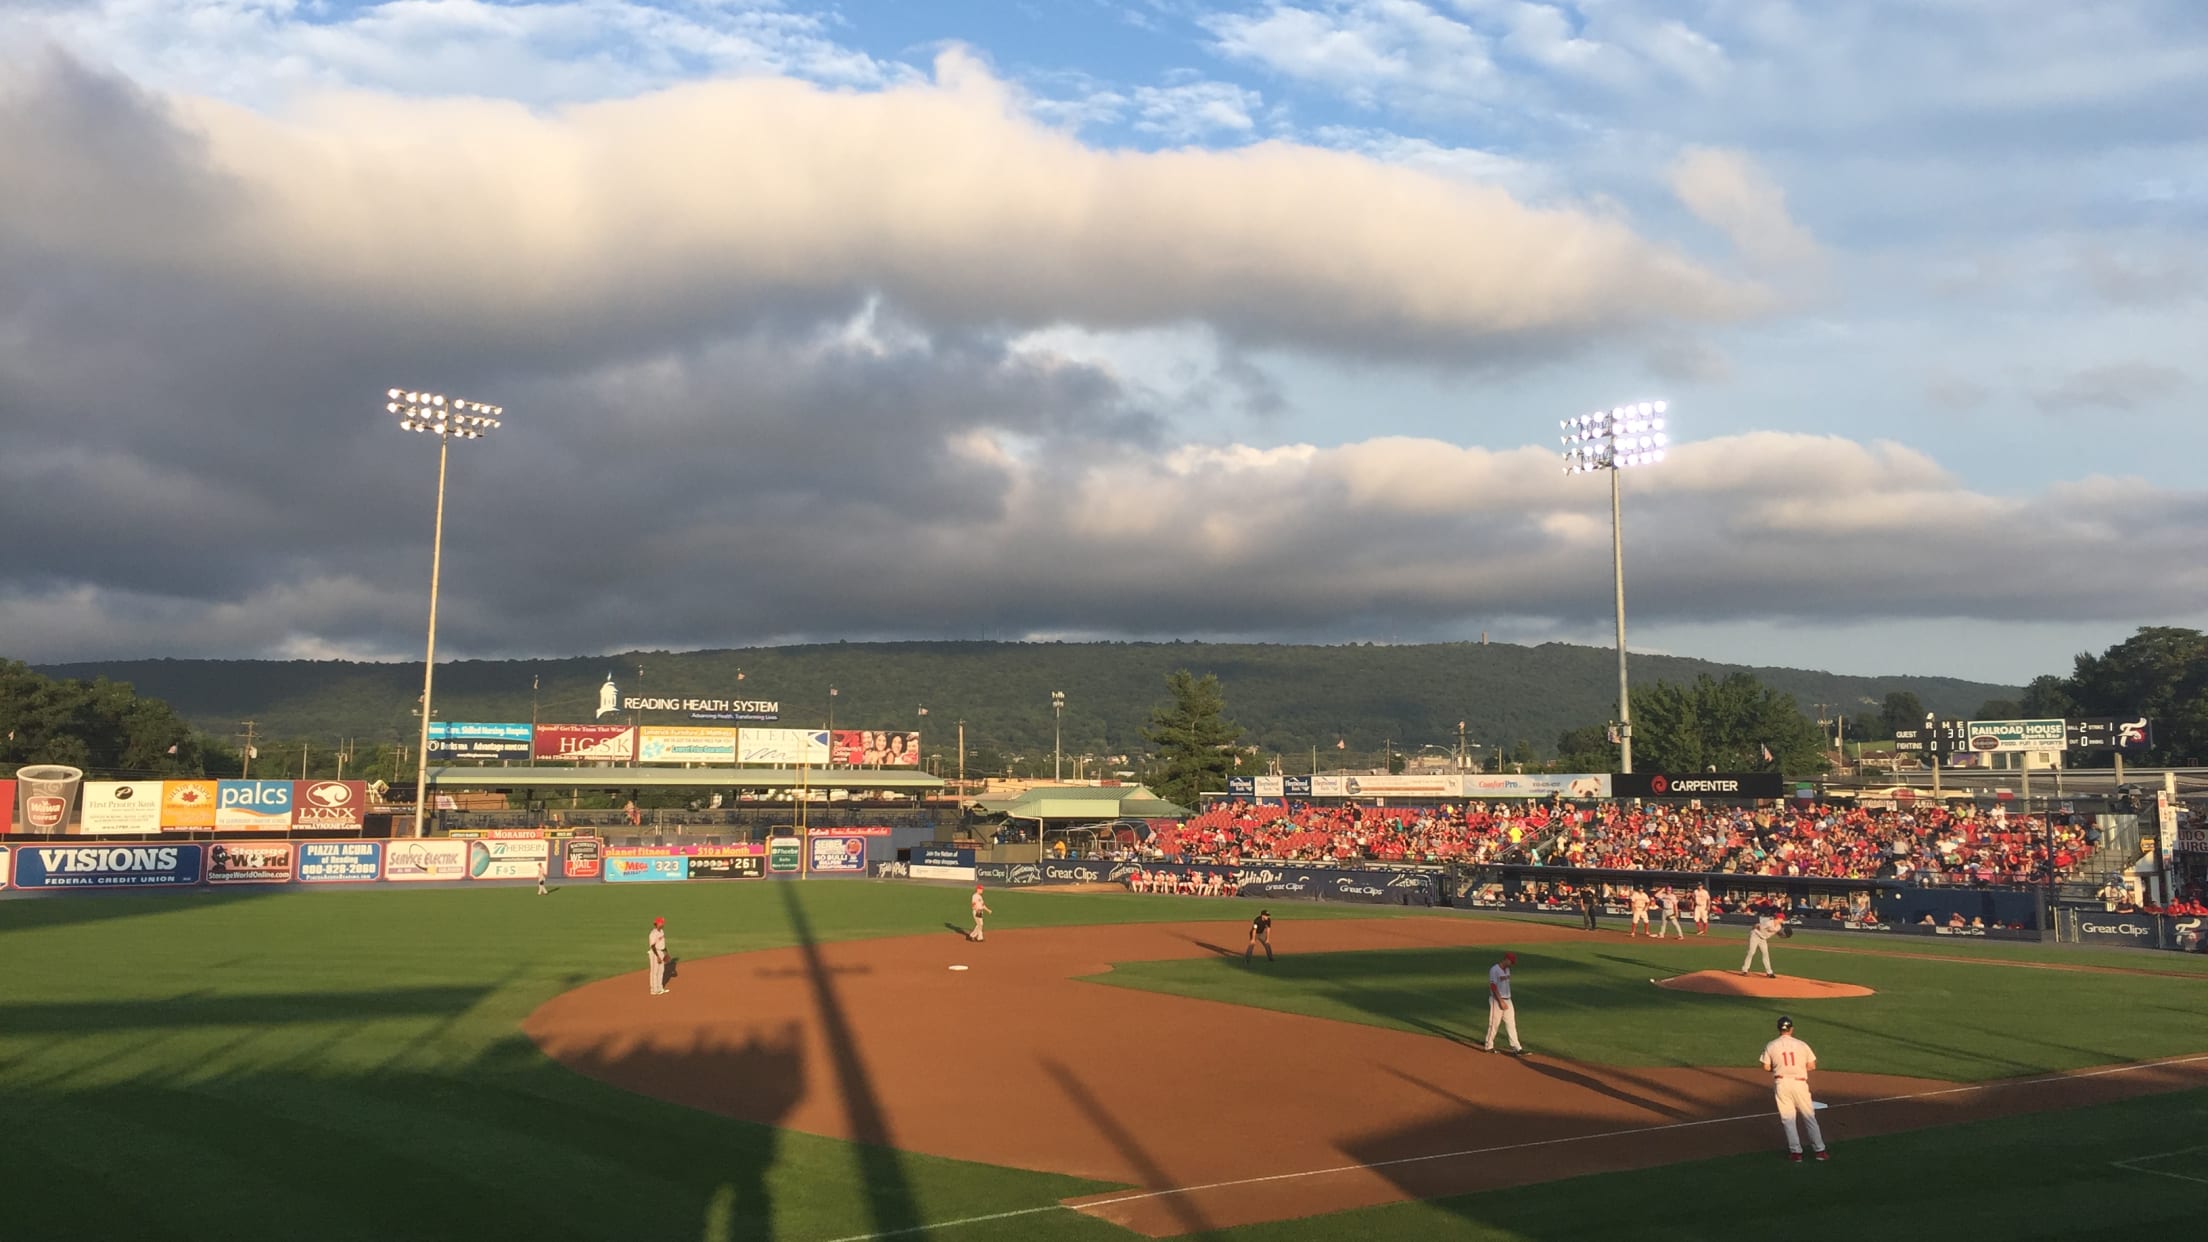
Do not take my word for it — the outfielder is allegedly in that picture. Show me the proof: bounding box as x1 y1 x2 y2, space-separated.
1692 882 1711 935
1245 908 1275 963
1628 887 1651 936
968 884 992 942
1482 951 1524 1055
647 916 670 996
1655 886 1684 939
1742 909 1783 977
536 858 549 896
1759 1015 1828 1161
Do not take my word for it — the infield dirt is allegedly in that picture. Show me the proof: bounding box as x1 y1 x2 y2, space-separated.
525 916 2208 1236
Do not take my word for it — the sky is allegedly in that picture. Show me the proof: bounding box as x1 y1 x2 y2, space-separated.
2 0 2204 684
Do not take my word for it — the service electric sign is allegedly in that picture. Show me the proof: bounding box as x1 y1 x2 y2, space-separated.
1965 719 2068 753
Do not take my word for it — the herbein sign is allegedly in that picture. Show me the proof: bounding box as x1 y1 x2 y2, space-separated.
1611 772 1785 799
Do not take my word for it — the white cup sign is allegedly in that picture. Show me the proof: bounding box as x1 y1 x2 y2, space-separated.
17 765 85 832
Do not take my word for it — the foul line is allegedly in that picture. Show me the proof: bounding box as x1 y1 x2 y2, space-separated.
2112 1142 2208 1186
822 1053 2208 1242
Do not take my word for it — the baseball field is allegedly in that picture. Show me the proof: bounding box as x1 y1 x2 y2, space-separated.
4 880 2206 1241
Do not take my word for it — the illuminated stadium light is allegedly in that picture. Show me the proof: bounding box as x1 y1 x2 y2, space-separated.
1556 400 1673 775
387 387 506 840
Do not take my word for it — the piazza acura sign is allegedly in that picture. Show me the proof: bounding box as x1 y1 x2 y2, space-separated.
1612 772 1785 799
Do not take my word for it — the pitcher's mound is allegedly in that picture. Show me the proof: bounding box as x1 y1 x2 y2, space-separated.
1654 970 1874 998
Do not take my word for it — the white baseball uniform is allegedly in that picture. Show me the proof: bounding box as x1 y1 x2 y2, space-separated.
1483 961 1522 1052
1657 889 1683 938
1692 886 1711 932
1629 889 1651 933
647 925 669 995
969 889 991 941
1758 1032 1825 1154
1743 914 1780 975
536 859 548 895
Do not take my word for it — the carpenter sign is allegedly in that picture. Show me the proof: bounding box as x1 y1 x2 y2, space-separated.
1611 772 1784 799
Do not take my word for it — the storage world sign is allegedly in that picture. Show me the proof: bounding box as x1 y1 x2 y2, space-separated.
1964 719 2069 753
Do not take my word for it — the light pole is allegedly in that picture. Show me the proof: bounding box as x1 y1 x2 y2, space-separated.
390 387 502 838
1051 690 1065 782
1561 399 1668 775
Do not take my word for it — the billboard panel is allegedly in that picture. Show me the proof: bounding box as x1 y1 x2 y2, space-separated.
1311 775 1346 797
292 781 366 831
689 849 766 879
160 779 218 830
1460 773 1613 800
562 837 604 879
382 839 469 882
738 728 831 765
532 724 637 763
426 722 533 762
207 841 296 884
12 843 204 889
0 844 8 885
467 837 549 880
1341 774 1463 799
829 730 922 766
215 780 294 830
1612 772 1785 799
809 835 868 873
1964 719 2068 753
296 840 383 883
637 726 738 765
1225 776 1255 797
1254 776 1285 798
605 853 688 883
80 781 163 835
0 779 11 833
1283 775 1312 798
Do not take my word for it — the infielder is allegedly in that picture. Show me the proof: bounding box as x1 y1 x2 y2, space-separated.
1692 882 1711 935
1628 887 1651 936
1655 886 1684 939
968 884 992 942
1759 1015 1828 1161
1742 909 1783 977
647 916 670 996
1245 909 1275 963
1482 951 1524 1055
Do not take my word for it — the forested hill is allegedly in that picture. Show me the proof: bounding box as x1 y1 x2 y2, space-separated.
38 641 2015 761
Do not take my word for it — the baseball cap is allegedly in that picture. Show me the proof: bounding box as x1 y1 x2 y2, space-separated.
1776 1015 1793 1032
654 917 665 926
1503 951 1517 963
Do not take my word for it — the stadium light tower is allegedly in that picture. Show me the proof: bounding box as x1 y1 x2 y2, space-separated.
1560 400 1669 775
1051 690 1066 782
389 388 503 838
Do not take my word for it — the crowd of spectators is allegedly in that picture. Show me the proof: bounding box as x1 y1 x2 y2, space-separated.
1154 797 2100 886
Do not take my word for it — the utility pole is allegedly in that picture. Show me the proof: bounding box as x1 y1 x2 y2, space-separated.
299 742 310 780
1457 719 1468 769
240 721 257 778
957 719 966 792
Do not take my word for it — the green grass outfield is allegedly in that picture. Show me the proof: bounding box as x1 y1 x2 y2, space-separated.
2 882 2203 1241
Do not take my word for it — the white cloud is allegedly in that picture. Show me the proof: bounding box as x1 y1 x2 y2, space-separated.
2032 362 2188 414
1130 78 1262 142
1668 146 1821 273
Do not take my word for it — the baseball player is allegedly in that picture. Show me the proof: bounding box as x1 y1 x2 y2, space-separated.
967 884 992 942
1576 885 1599 931
1482 951 1524 1055
1245 909 1275 963
1742 908 1782 977
647 917 670 996
536 858 549 896
1692 882 1711 935
1627 887 1651 936
1759 1015 1828 1161
1655 886 1684 939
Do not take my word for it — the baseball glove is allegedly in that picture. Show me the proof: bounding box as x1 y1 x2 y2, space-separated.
1780 925 1794 938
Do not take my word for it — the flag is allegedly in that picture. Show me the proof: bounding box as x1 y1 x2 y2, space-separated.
830 687 839 696
1760 743 1773 763
917 706 929 716
166 744 179 755
1336 739 1346 750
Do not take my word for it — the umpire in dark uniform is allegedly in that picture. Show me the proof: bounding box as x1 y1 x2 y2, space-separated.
1245 909 1275 963
1576 885 1599 931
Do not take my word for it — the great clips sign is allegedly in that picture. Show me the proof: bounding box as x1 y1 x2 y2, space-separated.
13 843 204 889
1612 772 1785 800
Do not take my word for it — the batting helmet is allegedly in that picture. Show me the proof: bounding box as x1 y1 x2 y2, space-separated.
1776 1015 1794 1032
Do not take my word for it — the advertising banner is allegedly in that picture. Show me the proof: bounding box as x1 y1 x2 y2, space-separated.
1255 776 1285 798
12 843 204 889
689 849 766 879
1612 772 1785 800
909 843 975 881
605 853 689 883
296 840 383 883
562 837 603 879
160 779 218 830
426 722 533 762
768 837 802 873
0 844 8 886
2073 910 2165 949
617 688 781 721
738 729 831 765
16 764 83 832
830 730 922 766
2067 717 2153 751
2177 825 2208 856
1283 775 1312 798
80 781 163 835
215 780 294 830
1311 775 1346 797
382 839 469 882
1341 774 1462 799
532 724 637 763
1088 859 1437 905
291 781 366 831
808 824 893 837
207 841 296 885
1964 719 2068 754
809 835 868 873
637 726 738 765
1225 776 1255 797
1460 773 1613 800
0 780 11 833
467 837 549 880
